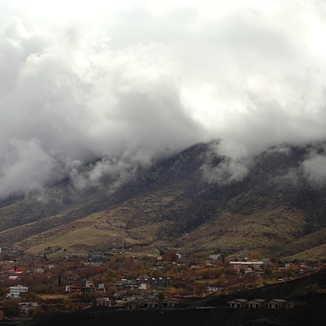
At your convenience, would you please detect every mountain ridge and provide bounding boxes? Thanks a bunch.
[1,141,326,260]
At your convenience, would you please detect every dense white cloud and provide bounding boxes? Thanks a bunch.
[0,0,326,196]
[0,138,56,196]
[201,140,253,185]
[302,145,326,188]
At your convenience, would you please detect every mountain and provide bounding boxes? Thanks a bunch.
[0,141,326,260]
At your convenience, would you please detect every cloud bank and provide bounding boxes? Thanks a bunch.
[1,1,326,197]
[302,145,326,188]
[201,140,253,185]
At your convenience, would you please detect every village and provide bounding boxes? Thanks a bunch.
[0,246,323,320]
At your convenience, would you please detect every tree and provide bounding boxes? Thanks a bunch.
[105,268,117,283]
[63,297,72,311]
[285,267,293,277]
[169,287,177,295]
[162,252,179,262]
[249,252,262,260]
[3,300,20,317]
[151,269,163,278]
[157,291,165,300]
[264,267,272,278]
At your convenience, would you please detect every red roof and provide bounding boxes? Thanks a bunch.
[8,269,23,274]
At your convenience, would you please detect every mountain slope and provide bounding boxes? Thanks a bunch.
[1,141,326,259]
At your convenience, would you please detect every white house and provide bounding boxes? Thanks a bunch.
[266,299,294,309]
[162,299,179,308]
[228,298,248,308]
[141,300,159,309]
[209,254,220,261]
[7,285,28,298]
[246,299,266,308]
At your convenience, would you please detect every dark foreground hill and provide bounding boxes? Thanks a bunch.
[19,306,326,326]
[0,141,326,259]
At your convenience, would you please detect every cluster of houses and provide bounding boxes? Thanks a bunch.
[65,281,106,294]
[92,276,176,309]
[111,276,172,291]
[65,276,173,294]
[96,296,180,310]
[4,284,39,317]
[228,298,295,309]
[136,276,172,287]
[19,302,39,315]
[229,260,266,271]
[228,258,313,279]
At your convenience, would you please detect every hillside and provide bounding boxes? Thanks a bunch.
[0,141,326,260]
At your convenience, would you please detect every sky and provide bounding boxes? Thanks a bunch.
[0,0,326,197]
